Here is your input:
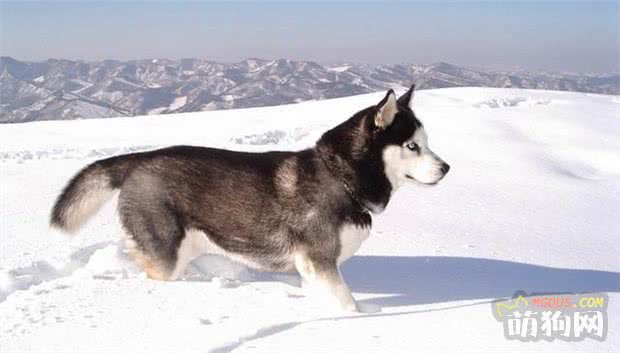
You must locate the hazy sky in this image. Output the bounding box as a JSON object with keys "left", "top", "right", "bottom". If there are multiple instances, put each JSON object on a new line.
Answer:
{"left": 1, "top": 1, "right": 618, "bottom": 73}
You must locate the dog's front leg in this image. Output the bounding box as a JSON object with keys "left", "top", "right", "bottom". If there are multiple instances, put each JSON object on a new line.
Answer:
{"left": 294, "top": 253, "right": 359, "bottom": 312}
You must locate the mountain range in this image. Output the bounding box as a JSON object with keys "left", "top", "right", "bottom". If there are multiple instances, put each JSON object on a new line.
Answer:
{"left": 1, "top": 56, "right": 618, "bottom": 123}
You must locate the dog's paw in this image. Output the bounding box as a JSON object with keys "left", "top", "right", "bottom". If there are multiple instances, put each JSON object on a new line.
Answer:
{"left": 341, "top": 302, "right": 360, "bottom": 312}
{"left": 356, "top": 303, "right": 381, "bottom": 314}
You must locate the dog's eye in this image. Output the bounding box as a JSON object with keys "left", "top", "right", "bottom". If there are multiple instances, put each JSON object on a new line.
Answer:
{"left": 405, "top": 142, "right": 419, "bottom": 151}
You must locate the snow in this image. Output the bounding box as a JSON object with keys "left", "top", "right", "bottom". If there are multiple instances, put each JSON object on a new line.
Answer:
{"left": 169, "top": 96, "right": 188, "bottom": 110}
{"left": 327, "top": 65, "right": 352, "bottom": 72}
{"left": 112, "top": 77, "right": 143, "bottom": 88}
{"left": 1, "top": 87, "right": 619, "bottom": 352}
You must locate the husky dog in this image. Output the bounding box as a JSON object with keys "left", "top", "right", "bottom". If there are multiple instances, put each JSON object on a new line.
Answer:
{"left": 50, "top": 85, "right": 449, "bottom": 312}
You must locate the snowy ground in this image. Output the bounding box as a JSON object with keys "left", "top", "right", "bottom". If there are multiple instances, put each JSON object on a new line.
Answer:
{"left": 1, "top": 88, "right": 619, "bottom": 352}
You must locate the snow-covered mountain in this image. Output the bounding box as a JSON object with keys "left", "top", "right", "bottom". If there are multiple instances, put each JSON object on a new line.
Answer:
{"left": 1, "top": 88, "right": 618, "bottom": 352}
{"left": 1, "top": 56, "right": 618, "bottom": 123}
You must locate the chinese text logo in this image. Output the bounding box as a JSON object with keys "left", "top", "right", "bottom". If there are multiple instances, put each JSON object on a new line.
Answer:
{"left": 492, "top": 291, "right": 608, "bottom": 342}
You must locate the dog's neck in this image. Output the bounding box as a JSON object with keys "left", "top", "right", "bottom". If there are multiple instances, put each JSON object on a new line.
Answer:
{"left": 315, "top": 144, "right": 390, "bottom": 214}
{"left": 317, "top": 150, "right": 370, "bottom": 214}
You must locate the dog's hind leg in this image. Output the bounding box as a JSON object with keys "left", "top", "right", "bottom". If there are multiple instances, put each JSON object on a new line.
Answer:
{"left": 124, "top": 240, "right": 174, "bottom": 281}
{"left": 119, "top": 198, "right": 185, "bottom": 281}
{"left": 294, "top": 252, "right": 358, "bottom": 312}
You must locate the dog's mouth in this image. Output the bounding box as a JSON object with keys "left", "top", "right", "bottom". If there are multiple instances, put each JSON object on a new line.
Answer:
{"left": 405, "top": 174, "right": 440, "bottom": 186}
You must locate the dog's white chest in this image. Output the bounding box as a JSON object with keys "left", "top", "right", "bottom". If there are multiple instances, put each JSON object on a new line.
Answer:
{"left": 337, "top": 224, "right": 370, "bottom": 264}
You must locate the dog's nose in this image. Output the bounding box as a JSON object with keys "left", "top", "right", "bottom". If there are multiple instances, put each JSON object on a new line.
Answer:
{"left": 440, "top": 163, "right": 450, "bottom": 174}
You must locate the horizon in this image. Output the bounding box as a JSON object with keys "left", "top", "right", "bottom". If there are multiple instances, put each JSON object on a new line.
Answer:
{"left": 2, "top": 55, "right": 618, "bottom": 76}
{"left": 1, "top": 1, "right": 618, "bottom": 74}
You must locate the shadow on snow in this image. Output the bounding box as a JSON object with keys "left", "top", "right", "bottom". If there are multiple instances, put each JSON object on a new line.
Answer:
{"left": 341, "top": 255, "right": 620, "bottom": 307}
{"left": 207, "top": 255, "right": 619, "bottom": 352}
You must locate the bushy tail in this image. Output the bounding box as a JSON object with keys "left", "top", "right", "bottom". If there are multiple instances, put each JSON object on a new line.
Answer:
{"left": 50, "top": 154, "right": 138, "bottom": 234}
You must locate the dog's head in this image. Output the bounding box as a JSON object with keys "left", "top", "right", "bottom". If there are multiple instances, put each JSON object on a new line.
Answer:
{"left": 377, "top": 85, "right": 450, "bottom": 188}
{"left": 318, "top": 85, "right": 449, "bottom": 211}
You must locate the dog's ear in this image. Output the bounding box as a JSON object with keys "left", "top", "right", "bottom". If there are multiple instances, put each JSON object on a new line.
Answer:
{"left": 375, "top": 90, "right": 398, "bottom": 129}
{"left": 397, "top": 84, "right": 415, "bottom": 108}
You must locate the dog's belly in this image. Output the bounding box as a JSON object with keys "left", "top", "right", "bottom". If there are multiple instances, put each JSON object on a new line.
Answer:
{"left": 179, "top": 229, "right": 291, "bottom": 271}
{"left": 337, "top": 224, "right": 370, "bottom": 264}
{"left": 178, "top": 225, "right": 370, "bottom": 274}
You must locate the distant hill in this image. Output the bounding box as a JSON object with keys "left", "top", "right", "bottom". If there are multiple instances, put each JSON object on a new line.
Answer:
{"left": 1, "top": 56, "right": 618, "bottom": 123}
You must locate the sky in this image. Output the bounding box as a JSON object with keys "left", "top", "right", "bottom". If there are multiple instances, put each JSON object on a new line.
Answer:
{"left": 0, "top": 1, "right": 618, "bottom": 73}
